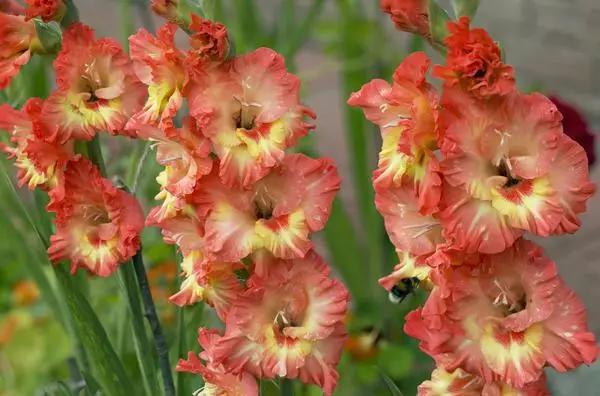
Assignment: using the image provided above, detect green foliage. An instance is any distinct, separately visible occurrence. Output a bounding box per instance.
[451,0,481,20]
[428,0,452,49]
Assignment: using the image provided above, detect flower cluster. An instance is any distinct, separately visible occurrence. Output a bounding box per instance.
[0,3,350,393]
[0,10,146,276]
[124,13,351,395]
[350,14,597,394]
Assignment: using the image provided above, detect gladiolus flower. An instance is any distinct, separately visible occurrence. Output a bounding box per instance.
[212,251,349,395]
[380,0,431,40]
[550,95,596,167]
[42,23,145,142]
[432,17,515,99]
[188,14,230,62]
[47,156,144,276]
[194,154,340,269]
[439,90,595,253]
[0,12,42,88]
[154,214,244,319]
[378,250,432,293]
[138,117,212,226]
[0,98,72,190]
[128,23,186,128]
[134,117,212,199]
[0,0,25,15]
[25,0,65,22]
[188,47,315,187]
[375,179,444,256]
[417,367,550,396]
[348,52,441,213]
[177,328,258,396]
[169,251,245,320]
[406,240,597,388]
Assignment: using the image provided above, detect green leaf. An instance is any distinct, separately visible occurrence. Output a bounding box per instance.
[377,368,404,396]
[61,0,80,27]
[118,263,160,395]
[428,0,451,46]
[54,265,135,396]
[33,19,63,54]
[176,304,189,396]
[336,0,385,302]
[80,370,102,395]
[451,0,480,20]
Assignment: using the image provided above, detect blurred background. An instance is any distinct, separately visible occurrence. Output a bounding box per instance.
[0,0,599,395]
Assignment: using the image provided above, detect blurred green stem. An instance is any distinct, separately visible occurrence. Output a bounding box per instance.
[132,249,176,396]
[86,135,107,176]
[281,0,325,58]
[281,378,294,396]
[119,264,160,395]
[337,0,385,297]
[119,0,134,50]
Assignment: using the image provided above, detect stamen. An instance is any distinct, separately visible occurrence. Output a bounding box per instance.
[402,222,440,239]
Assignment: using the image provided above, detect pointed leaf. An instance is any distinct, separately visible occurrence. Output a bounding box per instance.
[428,0,451,46]
[451,0,480,19]
[377,367,404,396]
[54,264,135,396]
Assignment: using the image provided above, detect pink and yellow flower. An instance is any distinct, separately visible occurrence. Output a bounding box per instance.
[0,12,41,88]
[128,23,186,128]
[42,23,145,142]
[212,251,349,395]
[178,328,258,396]
[153,214,244,319]
[194,153,340,268]
[169,251,245,321]
[348,52,441,213]
[418,367,550,396]
[0,98,72,190]
[134,116,212,201]
[187,47,315,187]
[406,239,597,388]
[375,178,444,256]
[47,156,144,276]
[379,250,432,292]
[439,90,594,254]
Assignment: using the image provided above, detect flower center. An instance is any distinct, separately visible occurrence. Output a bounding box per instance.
[252,184,275,220]
[496,158,520,188]
[233,96,261,130]
[81,204,110,225]
[491,279,527,316]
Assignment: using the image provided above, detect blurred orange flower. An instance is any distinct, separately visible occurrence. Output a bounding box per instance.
[12,280,40,306]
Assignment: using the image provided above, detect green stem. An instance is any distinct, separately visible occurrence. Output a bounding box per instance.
[119,0,134,50]
[86,135,107,176]
[132,250,176,396]
[176,305,188,395]
[281,378,294,396]
[119,264,160,395]
[338,0,385,298]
